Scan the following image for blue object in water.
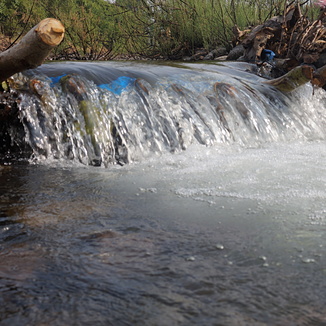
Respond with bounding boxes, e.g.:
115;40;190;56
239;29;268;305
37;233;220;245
261;49;275;62
98;76;136;95
49;74;67;86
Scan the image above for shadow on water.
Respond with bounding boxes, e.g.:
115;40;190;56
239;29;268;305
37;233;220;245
0;165;136;325
1;62;326;325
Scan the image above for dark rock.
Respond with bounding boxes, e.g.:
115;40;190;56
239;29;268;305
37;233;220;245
203;52;215;60
226;45;244;61
315;51;326;68
215;47;228;57
203;47;228;60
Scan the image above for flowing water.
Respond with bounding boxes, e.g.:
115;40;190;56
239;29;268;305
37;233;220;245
0;61;326;325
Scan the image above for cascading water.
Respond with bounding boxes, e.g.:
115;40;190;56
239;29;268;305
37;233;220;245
1;62;326;326
2;61;326;165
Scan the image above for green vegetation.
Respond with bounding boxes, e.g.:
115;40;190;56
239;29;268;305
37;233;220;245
0;0;319;59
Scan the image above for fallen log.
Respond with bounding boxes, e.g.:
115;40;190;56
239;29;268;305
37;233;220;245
263;65;314;92
0;18;65;83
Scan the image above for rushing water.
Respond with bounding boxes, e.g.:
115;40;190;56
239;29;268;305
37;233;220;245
2;61;326;165
1;61;326;325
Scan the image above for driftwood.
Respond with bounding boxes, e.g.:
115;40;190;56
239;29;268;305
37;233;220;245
241;18;283;63
231;3;326;92
0;18;65;83
237;4;326;69
263;64;314;92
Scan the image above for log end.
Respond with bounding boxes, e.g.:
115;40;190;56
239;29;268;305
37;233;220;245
35;18;65;47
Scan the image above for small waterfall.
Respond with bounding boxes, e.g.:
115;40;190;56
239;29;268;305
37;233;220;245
2;62;326;166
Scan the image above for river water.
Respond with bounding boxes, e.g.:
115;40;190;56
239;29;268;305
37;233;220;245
0;61;326;325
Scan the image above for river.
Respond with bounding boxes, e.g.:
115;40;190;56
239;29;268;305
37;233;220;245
0;61;326;325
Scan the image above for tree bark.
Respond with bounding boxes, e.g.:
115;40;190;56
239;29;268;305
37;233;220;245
0;18;65;83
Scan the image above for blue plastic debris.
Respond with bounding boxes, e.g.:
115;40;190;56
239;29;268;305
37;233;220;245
261;49;275;62
49;74;67;86
98;76;136;95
